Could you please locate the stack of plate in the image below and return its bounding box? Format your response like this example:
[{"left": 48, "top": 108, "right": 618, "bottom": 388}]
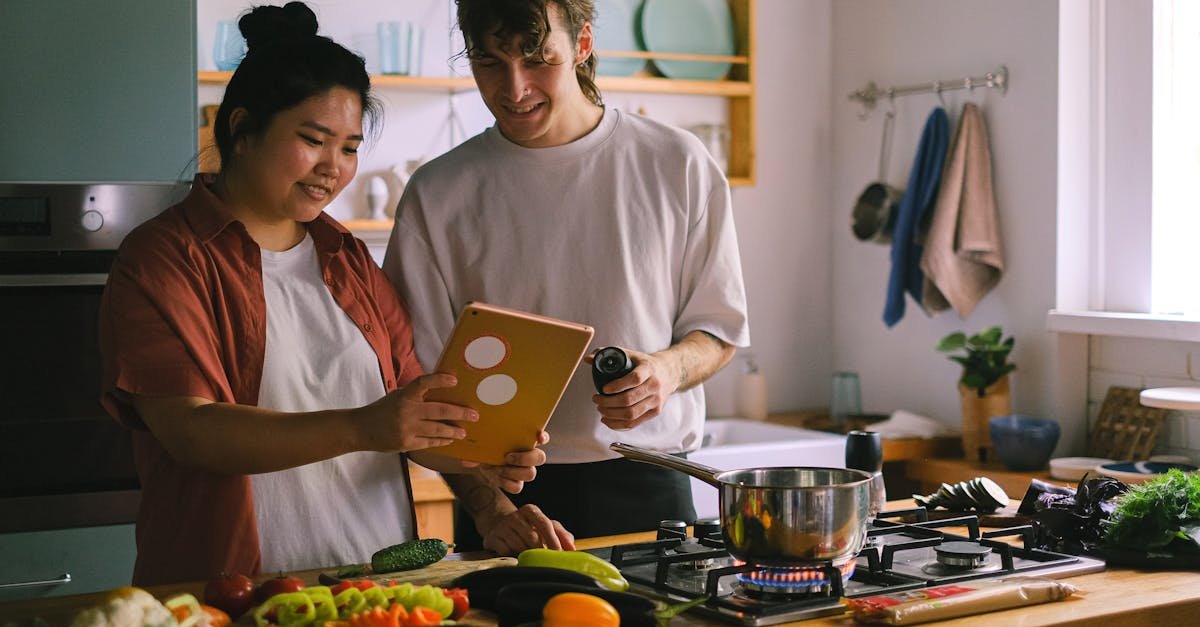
[
  {"left": 913, "top": 477, "right": 1010, "bottom": 513},
  {"left": 641, "top": 0, "right": 735, "bottom": 80},
  {"left": 1048, "top": 457, "right": 1115, "bottom": 481},
  {"left": 592, "top": 0, "right": 736, "bottom": 80},
  {"left": 593, "top": 0, "right": 644, "bottom": 77}
]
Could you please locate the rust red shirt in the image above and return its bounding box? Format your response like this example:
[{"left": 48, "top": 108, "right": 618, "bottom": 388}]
[{"left": 99, "top": 174, "right": 423, "bottom": 585}]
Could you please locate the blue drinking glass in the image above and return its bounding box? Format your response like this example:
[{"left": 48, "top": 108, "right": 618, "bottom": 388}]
[{"left": 214, "top": 20, "right": 246, "bottom": 71}]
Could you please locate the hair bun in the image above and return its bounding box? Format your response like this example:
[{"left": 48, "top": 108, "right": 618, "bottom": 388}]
[{"left": 239, "top": 1, "right": 319, "bottom": 51}]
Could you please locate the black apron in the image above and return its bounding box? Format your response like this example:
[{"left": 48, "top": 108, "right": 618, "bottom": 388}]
[{"left": 453, "top": 454, "right": 697, "bottom": 551}]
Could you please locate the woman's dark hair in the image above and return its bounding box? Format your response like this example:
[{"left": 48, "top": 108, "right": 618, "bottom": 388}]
[
  {"left": 456, "top": 0, "right": 600, "bottom": 106},
  {"left": 212, "top": 1, "right": 380, "bottom": 168}
]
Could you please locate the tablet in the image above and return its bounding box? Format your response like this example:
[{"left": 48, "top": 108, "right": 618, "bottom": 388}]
[{"left": 425, "top": 302, "right": 594, "bottom": 465}]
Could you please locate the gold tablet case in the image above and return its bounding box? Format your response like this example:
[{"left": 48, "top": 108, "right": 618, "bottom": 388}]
[{"left": 425, "top": 302, "right": 594, "bottom": 465}]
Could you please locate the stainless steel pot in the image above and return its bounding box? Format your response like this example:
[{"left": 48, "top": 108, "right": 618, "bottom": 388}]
[{"left": 611, "top": 443, "right": 872, "bottom": 567}]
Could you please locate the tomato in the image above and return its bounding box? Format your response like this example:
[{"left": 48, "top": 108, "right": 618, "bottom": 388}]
[
  {"left": 443, "top": 588, "right": 469, "bottom": 620},
  {"left": 255, "top": 573, "right": 306, "bottom": 603},
  {"left": 203, "top": 572, "right": 256, "bottom": 619},
  {"left": 403, "top": 606, "right": 441, "bottom": 627},
  {"left": 331, "top": 581, "right": 355, "bottom": 595}
]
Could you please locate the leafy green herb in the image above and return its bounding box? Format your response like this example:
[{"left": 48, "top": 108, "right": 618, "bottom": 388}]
[
  {"left": 935, "top": 326, "right": 1016, "bottom": 397},
  {"left": 1103, "top": 469, "right": 1200, "bottom": 552}
]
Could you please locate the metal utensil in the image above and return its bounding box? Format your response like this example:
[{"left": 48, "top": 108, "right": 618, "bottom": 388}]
[
  {"left": 852, "top": 105, "right": 902, "bottom": 242},
  {"left": 610, "top": 443, "right": 872, "bottom": 567}
]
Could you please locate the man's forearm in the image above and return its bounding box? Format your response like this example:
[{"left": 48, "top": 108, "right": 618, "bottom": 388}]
[
  {"left": 664, "top": 330, "right": 736, "bottom": 391},
  {"left": 441, "top": 470, "right": 517, "bottom": 523}
]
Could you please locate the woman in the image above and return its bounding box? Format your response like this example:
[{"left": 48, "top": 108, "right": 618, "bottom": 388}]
[{"left": 99, "top": 2, "right": 544, "bottom": 585}]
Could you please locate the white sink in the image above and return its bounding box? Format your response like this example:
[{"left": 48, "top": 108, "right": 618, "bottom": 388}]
[{"left": 687, "top": 418, "right": 847, "bottom": 520}]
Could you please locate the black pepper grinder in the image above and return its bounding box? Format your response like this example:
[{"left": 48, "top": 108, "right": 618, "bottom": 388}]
[{"left": 845, "top": 430, "right": 885, "bottom": 519}]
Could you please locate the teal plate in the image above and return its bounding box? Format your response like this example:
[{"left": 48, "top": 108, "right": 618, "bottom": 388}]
[
  {"left": 594, "top": 0, "right": 644, "bottom": 77},
  {"left": 640, "top": 0, "right": 734, "bottom": 80}
]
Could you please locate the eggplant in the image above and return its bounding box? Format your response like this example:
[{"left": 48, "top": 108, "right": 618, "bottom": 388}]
[
  {"left": 448, "top": 566, "right": 602, "bottom": 611},
  {"left": 494, "top": 582, "right": 659, "bottom": 627}
]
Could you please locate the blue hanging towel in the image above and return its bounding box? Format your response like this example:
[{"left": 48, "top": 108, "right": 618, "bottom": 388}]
[{"left": 883, "top": 107, "right": 949, "bottom": 327}]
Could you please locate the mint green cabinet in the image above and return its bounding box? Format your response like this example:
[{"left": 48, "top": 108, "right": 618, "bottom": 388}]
[{"left": 0, "top": 524, "right": 135, "bottom": 602}]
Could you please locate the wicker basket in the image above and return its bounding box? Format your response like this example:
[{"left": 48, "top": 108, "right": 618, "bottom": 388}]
[{"left": 1088, "top": 386, "right": 1168, "bottom": 460}]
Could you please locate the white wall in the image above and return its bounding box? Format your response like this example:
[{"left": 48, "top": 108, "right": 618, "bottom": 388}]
[
  {"left": 704, "top": 0, "right": 835, "bottom": 415},
  {"left": 828, "top": 2, "right": 1078, "bottom": 450}
]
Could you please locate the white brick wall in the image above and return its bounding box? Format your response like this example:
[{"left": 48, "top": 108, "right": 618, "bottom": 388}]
[{"left": 1090, "top": 336, "right": 1200, "bottom": 462}]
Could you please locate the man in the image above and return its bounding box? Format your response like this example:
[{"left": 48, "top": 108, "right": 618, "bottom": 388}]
[{"left": 382, "top": 0, "right": 749, "bottom": 553}]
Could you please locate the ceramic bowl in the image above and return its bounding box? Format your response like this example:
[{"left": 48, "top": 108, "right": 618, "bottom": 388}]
[
  {"left": 989, "top": 415, "right": 1060, "bottom": 471},
  {"left": 1095, "top": 460, "right": 1198, "bottom": 484}
]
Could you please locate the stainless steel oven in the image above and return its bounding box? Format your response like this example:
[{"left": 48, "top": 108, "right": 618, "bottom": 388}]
[{"left": 0, "top": 182, "right": 188, "bottom": 534}]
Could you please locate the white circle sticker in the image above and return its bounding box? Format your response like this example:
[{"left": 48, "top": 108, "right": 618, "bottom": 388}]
[
  {"left": 464, "top": 335, "right": 507, "bottom": 369},
  {"left": 476, "top": 374, "right": 517, "bottom": 406}
]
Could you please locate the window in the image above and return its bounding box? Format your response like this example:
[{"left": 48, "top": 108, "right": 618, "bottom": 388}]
[
  {"left": 1152, "top": 0, "right": 1200, "bottom": 316},
  {"left": 1050, "top": 0, "right": 1200, "bottom": 341}
]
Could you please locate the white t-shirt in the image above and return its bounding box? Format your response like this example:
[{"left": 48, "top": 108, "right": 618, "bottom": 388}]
[
  {"left": 383, "top": 108, "right": 750, "bottom": 463},
  {"left": 253, "top": 233, "right": 413, "bottom": 572}
]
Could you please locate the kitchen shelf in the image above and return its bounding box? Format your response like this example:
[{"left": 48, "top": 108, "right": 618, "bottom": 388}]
[
  {"left": 198, "top": 69, "right": 753, "bottom": 97},
  {"left": 341, "top": 219, "right": 394, "bottom": 232},
  {"left": 196, "top": 0, "right": 756, "bottom": 186}
]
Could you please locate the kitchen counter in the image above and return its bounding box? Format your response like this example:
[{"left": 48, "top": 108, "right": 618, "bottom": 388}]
[
  {"left": 3, "top": 500, "right": 1198, "bottom": 626},
  {"left": 902, "top": 457, "right": 1067, "bottom": 499}
]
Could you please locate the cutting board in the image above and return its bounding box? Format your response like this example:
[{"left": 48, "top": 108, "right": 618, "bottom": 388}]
[{"left": 320, "top": 556, "right": 517, "bottom": 588}]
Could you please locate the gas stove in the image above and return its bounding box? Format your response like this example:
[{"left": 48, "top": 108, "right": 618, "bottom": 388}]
[{"left": 586, "top": 508, "right": 1105, "bottom": 626}]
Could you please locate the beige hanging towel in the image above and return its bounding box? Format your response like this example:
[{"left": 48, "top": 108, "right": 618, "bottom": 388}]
[{"left": 920, "top": 102, "right": 1004, "bottom": 317}]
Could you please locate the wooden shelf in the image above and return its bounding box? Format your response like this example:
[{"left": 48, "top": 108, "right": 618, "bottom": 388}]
[
  {"left": 198, "top": 0, "right": 755, "bottom": 184},
  {"left": 199, "top": 70, "right": 751, "bottom": 97},
  {"left": 341, "top": 219, "right": 394, "bottom": 232}
]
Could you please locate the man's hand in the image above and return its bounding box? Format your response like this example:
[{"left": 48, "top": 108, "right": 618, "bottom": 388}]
[
  {"left": 465, "top": 430, "right": 550, "bottom": 494},
  {"left": 590, "top": 332, "right": 735, "bottom": 431},
  {"left": 590, "top": 347, "right": 680, "bottom": 430},
  {"left": 477, "top": 503, "right": 576, "bottom": 555}
]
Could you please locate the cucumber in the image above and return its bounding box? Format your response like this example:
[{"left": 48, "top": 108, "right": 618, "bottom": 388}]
[
  {"left": 370, "top": 538, "right": 451, "bottom": 573},
  {"left": 448, "top": 566, "right": 603, "bottom": 611},
  {"left": 494, "top": 582, "right": 659, "bottom": 627}
]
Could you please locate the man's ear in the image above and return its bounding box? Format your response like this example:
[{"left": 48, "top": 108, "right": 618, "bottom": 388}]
[{"left": 575, "top": 21, "right": 595, "bottom": 66}]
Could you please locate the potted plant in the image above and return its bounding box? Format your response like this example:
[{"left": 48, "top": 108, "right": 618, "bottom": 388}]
[{"left": 936, "top": 326, "right": 1016, "bottom": 463}]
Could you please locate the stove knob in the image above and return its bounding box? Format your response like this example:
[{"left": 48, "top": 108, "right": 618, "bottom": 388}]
[
  {"left": 693, "top": 518, "right": 721, "bottom": 542},
  {"left": 80, "top": 209, "right": 104, "bottom": 232},
  {"left": 657, "top": 519, "right": 687, "bottom": 541}
]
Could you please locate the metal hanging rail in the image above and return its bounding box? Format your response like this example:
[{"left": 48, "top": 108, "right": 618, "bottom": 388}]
[{"left": 848, "top": 65, "right": 1008, "bottom": 113}]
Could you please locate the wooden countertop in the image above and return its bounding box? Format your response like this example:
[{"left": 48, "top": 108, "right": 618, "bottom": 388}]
[
  {"left": 903, "top": 457, "right": 1068, "bottom": 499},
  {"left": 4, "top": 501, "right": 1199, "bottom": 626}
]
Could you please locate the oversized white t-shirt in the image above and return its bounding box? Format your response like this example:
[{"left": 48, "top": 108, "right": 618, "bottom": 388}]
[
  {"left": 383, "top": 108, "right": 750, "bottom": 463},
  {"left": 253, "top": 233, "right": 414, "bottom": 572}
]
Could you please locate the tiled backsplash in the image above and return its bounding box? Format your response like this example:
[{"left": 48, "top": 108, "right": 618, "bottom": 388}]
[{"left": 1089, "top": 335, "right": 1200, "bottom": 462}]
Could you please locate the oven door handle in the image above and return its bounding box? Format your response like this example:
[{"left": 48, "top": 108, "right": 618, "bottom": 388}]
[
  {"left": 0, "top": 573, "right": 72, "bottom": 589},
  {"left": 0, "top": 274, "right": 108, "bottom": 287}
]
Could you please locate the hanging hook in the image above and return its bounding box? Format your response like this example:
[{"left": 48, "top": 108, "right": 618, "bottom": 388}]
[
  {"left": 933, "top": 81, "right": 946, "bottom": 107},
  {"left": 886, "top": 89, "right": 896, "bottom": 116}
]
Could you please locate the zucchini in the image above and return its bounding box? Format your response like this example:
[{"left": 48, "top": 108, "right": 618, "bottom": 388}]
[
  {"left": 448, "top": 566, "right": 602, "bottom": 611},
  {"left": 494, "top": 582, "right": 659, "bottom": 627},
  {"left": 369, "top": 538, "right": 450, "bottom": 573}
]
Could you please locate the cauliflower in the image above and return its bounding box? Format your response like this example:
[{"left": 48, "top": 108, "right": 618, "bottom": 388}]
[{"left": 69, "top": 587, "right": 176, "bottom": 627}]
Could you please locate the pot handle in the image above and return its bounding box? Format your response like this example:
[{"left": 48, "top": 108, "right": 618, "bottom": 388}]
[{"left": 609, "top": 442, "right": 724, "bottom": 488}]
